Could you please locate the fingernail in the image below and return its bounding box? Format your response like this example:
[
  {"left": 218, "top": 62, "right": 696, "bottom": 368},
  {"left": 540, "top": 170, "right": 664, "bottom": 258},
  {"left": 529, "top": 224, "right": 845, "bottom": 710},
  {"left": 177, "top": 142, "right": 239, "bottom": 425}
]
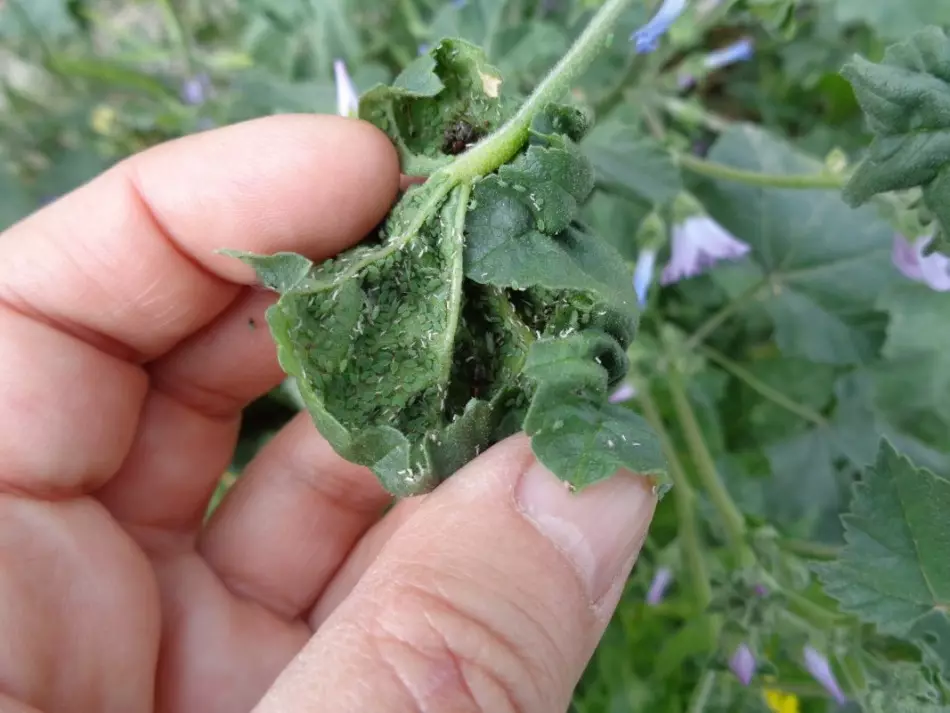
[{"left": 515, "top": 460, "right": 656, "bottom": 603}]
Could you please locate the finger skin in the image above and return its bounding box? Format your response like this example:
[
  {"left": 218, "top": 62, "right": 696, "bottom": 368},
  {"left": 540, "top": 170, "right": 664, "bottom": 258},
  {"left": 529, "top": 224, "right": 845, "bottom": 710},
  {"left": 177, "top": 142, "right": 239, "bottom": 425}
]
[
  {"left": 97, "top": 289, "right": 280, "bottom": 537},
  {"left": 199, "top": 412, "right": 392, "bottom": 618},
  {"left": 0, "top": 114, "right": 400, "bottom": 360},
  {"left": 0, "top": 114, "right": 399, "bottom": 500},
  {"left": 0, "top": 495, "right": 161, "bottom": 712},
  {"left": 255, "top": 437, "right": 656, "bottom": 713},
  {"left": 0, "top": 115, "right": 403, "bottom": 713}
]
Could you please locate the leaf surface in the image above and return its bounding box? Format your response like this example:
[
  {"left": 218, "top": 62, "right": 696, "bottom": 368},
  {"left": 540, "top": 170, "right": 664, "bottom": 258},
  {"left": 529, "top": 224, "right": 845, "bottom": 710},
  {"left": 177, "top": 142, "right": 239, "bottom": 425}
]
[
  {"left": 841, "top": 28, "right": 950, "bottom": 253},
  {"left": 229, "top": 69, "right": 667, "bottom": 496},
  {"left": 691, "top": 125, "right": 900, "bottom": 364},
  {"left": 817, "top": 441, "right": 950, "bottom": 636}
]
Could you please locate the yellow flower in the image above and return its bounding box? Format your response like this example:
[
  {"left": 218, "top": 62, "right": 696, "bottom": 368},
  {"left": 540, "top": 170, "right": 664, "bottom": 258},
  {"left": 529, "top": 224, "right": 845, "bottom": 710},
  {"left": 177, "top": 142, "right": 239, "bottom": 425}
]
[
  {"left": 90, "top": 105, "right": 117, "bottom": 136},
  {"left": 764, "top": 689, "right": 800, "bottom": 713}
]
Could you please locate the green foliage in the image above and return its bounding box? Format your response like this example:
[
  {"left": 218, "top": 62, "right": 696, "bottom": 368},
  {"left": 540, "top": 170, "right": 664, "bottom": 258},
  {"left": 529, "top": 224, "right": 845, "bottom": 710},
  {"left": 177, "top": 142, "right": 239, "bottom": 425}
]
[
  {"left": 834, "top": 0, "right": 950, "bottom": 42},
  {"left": 874, "top": 284, "right": 950, "bottom": 441},
  {"left": 841, "top": 27, "right": 950, "bottom": 253},
  {"left": 6, "top": 1, "right": 950, "bottom": 711},
  {"left": 817, "top": 442, "right": 950, "bottom": 640},
  {"left": 359, "top": 38, "right": 510, "bottom": 175},
  {"left": 692, "top": 125, "right": 899, "bottom": 365},
  {"left": 232, "top": 40, "right": 666, "bottom": 497}
]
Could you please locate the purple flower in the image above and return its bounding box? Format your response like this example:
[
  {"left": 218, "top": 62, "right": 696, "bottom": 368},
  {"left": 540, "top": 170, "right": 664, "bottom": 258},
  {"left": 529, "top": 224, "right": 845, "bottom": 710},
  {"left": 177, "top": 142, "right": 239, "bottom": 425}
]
[
  {"left": 892, "top": 234, "right": 950, "bottom": 291},
  {"left": 661, "top": 216, "right": 751, "bottom": 285},
  {"left": 702, "top": 38, "right": 755, "bottom": 71},
  {"left": 609, "top": 382, "right": 638, "bottom": 404},
  {"left": 753, "top": 583, "right": 769, "bottom": 597},
  {"left": 633, "top": 247, "right": 657, "bottom": 306},
  {"left": 679, "top": 37, "right": 755, "bottom": 90},
  {"left": 803, "top": 646, "right": 847, "bottom": 705},
  {"left": 333, "top": 59, "right": 360, "bottom": 118},
  {"left": 729, "top": 643, "right": 756, "bottom": 686},
  {"left": 180, "top": 73, "right": 212, "bottom": 106},
  {"left": 631, "top": 0, "right": 687, "bottom": 54},
  {"left": 646, "top": 567, "right": 673, "bottom": 605}
]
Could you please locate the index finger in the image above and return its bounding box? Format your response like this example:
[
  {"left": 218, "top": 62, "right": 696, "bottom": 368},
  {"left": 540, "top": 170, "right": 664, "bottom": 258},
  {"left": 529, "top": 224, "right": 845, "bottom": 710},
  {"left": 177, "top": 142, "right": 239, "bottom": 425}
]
[
  {"left": 0, "top": 114, "right": 399, "bottom": 361},
  {"left": 0, "top": 115, "right": 399, "bottom": 496}
]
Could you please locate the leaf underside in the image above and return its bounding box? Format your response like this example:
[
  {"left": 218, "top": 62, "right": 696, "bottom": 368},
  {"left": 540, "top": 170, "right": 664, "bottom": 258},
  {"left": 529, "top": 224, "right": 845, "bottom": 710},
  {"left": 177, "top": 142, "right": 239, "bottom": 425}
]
[{"left": 227, "top": 38, "right": 667, "bottom": 497}]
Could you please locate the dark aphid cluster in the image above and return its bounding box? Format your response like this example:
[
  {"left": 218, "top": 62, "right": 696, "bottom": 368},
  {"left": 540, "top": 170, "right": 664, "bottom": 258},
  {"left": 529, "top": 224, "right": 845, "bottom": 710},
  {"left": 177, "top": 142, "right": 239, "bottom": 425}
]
[{"left": 442, "top": 120, "right": 486, "bottom": 155}]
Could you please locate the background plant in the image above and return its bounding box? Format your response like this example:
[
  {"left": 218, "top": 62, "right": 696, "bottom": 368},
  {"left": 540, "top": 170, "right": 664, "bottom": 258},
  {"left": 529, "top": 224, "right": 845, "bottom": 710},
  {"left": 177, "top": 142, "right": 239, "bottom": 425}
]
[{"left": 2, "top": 0, "right": 949, "bottom": 711}]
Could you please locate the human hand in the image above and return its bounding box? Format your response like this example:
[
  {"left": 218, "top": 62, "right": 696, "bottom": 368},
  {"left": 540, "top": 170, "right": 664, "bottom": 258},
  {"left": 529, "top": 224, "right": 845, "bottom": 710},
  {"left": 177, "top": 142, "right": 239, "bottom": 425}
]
[{"left": 0, "top": 116, "right": 656, "bottom": 713}]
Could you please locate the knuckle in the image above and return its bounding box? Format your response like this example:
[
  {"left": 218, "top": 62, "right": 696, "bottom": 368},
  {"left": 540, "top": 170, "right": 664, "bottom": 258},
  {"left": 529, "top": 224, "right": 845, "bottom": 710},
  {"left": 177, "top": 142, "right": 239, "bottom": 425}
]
[{"left": 366, "top": 574, "right": 566, "bottom": 713}]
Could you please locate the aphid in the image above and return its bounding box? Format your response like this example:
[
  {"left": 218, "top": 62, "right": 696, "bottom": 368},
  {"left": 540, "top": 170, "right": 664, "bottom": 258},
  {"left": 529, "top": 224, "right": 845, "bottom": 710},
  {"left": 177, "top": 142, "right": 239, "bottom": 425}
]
[{"left": 442, "top": 119, "right": 486, "bottom": 155}]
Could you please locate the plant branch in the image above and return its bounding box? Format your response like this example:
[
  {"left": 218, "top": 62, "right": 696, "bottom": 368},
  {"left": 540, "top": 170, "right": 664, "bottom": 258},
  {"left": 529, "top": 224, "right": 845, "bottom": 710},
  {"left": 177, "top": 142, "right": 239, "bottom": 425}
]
[
  {"left": 657, "top": 95, "right": 733, "bottom": 133},
  {"left": 446, "top": 0, "right": 638, "bottom": 182},
  {"left": 638, "top": 384, "right": 712, "bottom": 612},
  {"left": 665, "top": 363, "right": 747, "bottom": 553},
  {"left": 699, "top": 345, "right": 828, "bottom": 427},
  {"left": 682, "top": 278, "right": 768, "bottom": 352},
  {"left": 678, "top": 153, "right": 848, "bottom": 190},
  {"left": 686, "top": 670, "right": 716, "bottom": 713}
]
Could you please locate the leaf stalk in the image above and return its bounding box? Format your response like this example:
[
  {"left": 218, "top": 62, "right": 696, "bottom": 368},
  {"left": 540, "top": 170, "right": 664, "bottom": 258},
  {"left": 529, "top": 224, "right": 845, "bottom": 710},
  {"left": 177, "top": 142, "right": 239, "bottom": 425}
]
[
  {"left": 638, "top": 384, "right": 713, "bottom": 612},
  {"left": 443, "top": 0, "right": 639, "bottom": 183},
  {"left": 665, "top": 361, "right": 748, "bottom": 555},
  {"left": 678, "top": 153, "right": 848, "bottom": 190}
]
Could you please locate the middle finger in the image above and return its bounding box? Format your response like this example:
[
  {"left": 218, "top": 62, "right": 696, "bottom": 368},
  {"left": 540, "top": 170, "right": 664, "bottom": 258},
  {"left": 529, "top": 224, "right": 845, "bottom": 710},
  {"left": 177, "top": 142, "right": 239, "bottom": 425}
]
[{"left": 198, "top": 412, "right": 392, "bottom": 619}]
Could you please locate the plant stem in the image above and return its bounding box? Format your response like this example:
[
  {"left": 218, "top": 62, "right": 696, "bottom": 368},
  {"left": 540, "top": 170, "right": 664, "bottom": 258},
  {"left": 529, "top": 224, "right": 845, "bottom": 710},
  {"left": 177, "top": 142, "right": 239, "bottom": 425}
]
[
  {"left": 699, "top": 345, "right": 828, "bottom": 427},
  {"left": 594, "top": 52, "right": 645, "bottom": 117},
  {"left": 446, "top": 0, "right": 638, "bottom": 182},
  {"left": 780, "top": 538, "right": 841, "bottom": 561},
  {"left": 657, "top": 95, "right": 732, "bottom": 133},
  {"left": 837, "top": 651, "right": 869, "bottom": 707},
  {"left": 638, "top": 385, "right": 713, "bottom": 611},
  {"left": 678, "top": 153, "right": 848, "bottom": 190},
  {"left": 398, "top": 0, "right": 428, "bottom": 40},
  {"left": 686, "top": 670, "right": 716, "bottom": 713},
  {"left": 158, "top": 0, "right": 197, "bottom": 75},
  {"left": 682, "top": 278, "right": 768, "bottom": 352},
  {"left": 665, "top": 363, "right": 747, "bottom": 554}
]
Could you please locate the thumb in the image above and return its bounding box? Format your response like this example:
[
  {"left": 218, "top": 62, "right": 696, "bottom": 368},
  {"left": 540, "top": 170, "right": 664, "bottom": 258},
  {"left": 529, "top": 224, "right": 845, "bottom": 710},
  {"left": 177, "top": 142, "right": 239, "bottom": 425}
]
[{"left": 254, "top": 435, "right": 657, "bottom": 713}]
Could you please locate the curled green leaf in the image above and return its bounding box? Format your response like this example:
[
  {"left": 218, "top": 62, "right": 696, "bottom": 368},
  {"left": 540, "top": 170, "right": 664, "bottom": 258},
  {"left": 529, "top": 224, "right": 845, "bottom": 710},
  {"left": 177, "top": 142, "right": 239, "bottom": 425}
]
[
  {"left": 358, "top": 38, "right": 513, "bottom": 176},
  {"left": 228, "top": 42, "right": 667, "bottom": 498},
  {"left": 842, "top": 27, "right": 950, "bottom": 254}
]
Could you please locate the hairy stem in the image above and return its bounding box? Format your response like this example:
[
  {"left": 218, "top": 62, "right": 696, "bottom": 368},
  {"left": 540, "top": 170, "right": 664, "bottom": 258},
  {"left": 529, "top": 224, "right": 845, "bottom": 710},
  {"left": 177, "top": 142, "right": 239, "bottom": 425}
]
[
  {"left": 665, "top": 363, "right": 747, "bottom": 554},
  {"left": 699, "top": 345, "right": 828, "bottom": 427},
  {"left": 445, "top": 0, "right": 638, "bottom": 182},
  {"left": 678, "top": 153, "right": 848, "bottom": 190},
  {"left": 439, "top": 184, "right": 471, "bottom": 385},
  {"left": 638, "top": 385, "right": 713, "bottom": 612}
]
